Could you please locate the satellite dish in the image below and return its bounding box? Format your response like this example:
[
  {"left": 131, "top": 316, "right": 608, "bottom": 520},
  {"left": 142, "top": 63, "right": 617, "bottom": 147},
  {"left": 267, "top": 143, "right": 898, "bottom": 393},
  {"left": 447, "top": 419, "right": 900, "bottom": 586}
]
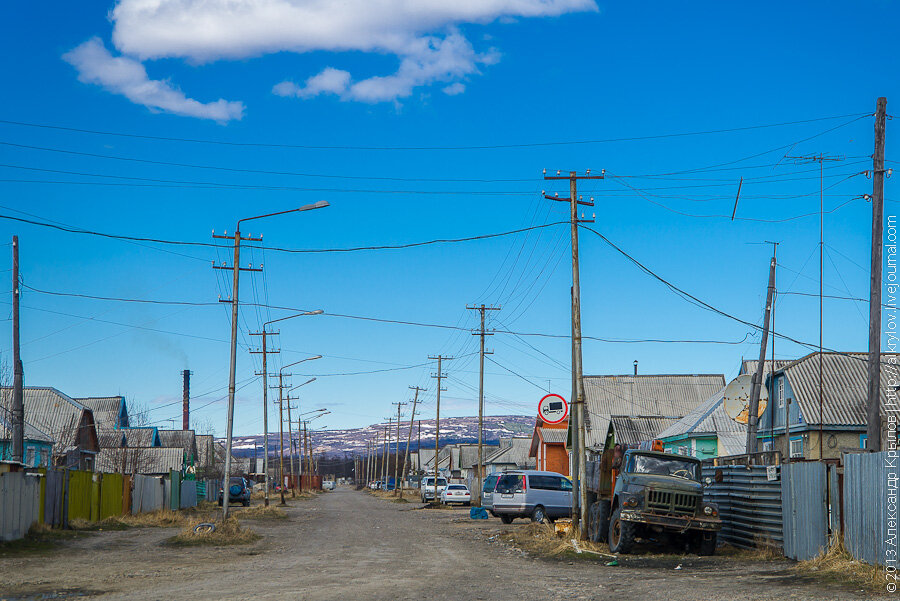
[{"left": 723, "top": 374, "right": 768, "bottom": 425}]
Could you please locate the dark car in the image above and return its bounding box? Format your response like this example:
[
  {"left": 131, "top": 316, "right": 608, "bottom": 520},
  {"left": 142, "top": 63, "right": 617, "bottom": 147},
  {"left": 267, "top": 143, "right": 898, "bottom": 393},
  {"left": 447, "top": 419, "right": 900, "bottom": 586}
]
[{"left": 219, "top": 477, "right": 252, "bottom": 507}]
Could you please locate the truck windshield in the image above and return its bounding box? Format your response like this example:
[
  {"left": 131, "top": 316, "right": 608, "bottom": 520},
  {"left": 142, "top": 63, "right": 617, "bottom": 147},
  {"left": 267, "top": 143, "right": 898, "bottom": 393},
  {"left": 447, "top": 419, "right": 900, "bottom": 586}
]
[{"left": 629, "top": 455, "right": 698, "bottom": 480}]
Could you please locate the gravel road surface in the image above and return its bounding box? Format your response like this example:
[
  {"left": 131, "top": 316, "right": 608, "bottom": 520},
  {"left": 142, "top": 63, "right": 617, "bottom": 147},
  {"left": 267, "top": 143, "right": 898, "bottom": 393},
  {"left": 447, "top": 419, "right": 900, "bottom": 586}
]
[{"left": 0, "top": 487, "right": 888, "bottom": 600}]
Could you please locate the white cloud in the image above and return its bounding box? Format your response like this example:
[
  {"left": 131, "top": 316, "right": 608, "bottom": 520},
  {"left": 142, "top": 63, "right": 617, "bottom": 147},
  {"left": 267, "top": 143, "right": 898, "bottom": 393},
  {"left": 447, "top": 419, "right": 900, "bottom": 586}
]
[
  {"left": 63, "top": 38, "right": 244, "bottom": 122},
  {"left": 443, "top": 82, "right": 466, "bottom": 96},
  {"left": 107, "top": 0, "right": 597, "bottom": 103},
  {"left": 273, "top": 67, "right": 352, "bottom": 99}
]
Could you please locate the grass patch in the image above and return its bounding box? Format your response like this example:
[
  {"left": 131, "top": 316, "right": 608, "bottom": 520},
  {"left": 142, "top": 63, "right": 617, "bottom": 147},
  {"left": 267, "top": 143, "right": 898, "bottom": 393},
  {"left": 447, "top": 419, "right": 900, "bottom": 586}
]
[
  {"left": 167, "top": 518, "right": 261, "bottom": 547},
  {"left": 505, "top": 522, "right": 614, "bottom": 559},
  {"left": 235, "top": 505, "right": 287, "bottom": 520},
  {"left": 718, "top": 541, "right": 781, "bottom": 561},
  {"left": 0, "top": 523, "right": 85, "bottom": 556},
  {"left": 794, "top": 540, "right": 887, "bottom": 593}
]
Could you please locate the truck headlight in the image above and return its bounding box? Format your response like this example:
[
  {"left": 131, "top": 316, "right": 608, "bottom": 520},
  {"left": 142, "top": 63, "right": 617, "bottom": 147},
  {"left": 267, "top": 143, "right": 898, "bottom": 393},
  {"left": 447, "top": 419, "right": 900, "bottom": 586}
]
[
  {"left": 702, "top": 503, "right": 718, "bottom": 516},
  {"left": 703, "top": 506, "right": 713, "bottom": 515}
]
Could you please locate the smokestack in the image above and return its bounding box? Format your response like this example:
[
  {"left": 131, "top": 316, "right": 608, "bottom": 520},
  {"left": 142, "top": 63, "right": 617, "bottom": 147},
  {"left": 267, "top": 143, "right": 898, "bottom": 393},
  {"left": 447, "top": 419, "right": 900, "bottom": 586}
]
[
  {"left": 633, "top": 360, "right": 638, "bottom": 376},
  {"left": 182, "top": 370, "right": 191, "bottom": 430}
]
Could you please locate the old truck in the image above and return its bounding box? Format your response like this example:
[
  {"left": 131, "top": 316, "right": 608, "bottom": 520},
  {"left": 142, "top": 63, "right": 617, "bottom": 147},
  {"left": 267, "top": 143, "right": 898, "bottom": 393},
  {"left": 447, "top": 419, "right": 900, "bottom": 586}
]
[{"left": 585, "top": 442, "right": 721, "bottom": 555}]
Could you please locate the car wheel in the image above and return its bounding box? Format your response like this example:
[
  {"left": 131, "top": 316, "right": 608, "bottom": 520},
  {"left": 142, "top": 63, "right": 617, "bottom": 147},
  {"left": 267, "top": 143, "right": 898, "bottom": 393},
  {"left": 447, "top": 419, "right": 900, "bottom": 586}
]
[
  {"left": 531, "top": 505, "right": 547, "bottom": 524},
  {"left": 608, "top": 506, "right": 636, "bottom": 554},
  {"left": 589, "top": 500, "right": 611, "bottom": 544},
  {"left": 218, "top": 499, "right": 223, "bottom": 506},
  {"left": 500, "top": 515, "right": 514, "bottom": 524},
  {"left": 243, "top": 499, "right": 250, "bottom": 507},
  {"left": 464, "top": 502, "right": 471, "bottom": 507}
]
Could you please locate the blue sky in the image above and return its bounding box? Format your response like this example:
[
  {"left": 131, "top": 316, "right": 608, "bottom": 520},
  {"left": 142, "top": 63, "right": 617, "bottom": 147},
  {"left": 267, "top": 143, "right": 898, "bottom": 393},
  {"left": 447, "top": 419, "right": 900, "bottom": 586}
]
[{"left": 0, "top": 1, "right": 895, "bottom": 437}]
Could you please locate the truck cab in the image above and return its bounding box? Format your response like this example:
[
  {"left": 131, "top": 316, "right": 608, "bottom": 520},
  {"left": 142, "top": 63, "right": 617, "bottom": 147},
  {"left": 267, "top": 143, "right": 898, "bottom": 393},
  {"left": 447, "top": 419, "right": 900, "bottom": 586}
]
[{"left": 587, "top": 445, "right": 721, "bottom": 555}]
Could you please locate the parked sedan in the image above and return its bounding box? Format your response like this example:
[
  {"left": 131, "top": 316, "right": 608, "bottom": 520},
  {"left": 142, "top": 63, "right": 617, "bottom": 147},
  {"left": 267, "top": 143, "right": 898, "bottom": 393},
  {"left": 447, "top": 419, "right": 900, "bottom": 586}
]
[{"left": 441, "top": 484, "right": 471, "bottom": 506}]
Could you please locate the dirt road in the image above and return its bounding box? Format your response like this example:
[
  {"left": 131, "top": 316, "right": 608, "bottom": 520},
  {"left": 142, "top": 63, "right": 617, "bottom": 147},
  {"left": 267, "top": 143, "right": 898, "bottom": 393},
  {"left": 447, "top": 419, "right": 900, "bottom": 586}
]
[{"left": 0, "top": 488, "right": 886, "bottom": 600}]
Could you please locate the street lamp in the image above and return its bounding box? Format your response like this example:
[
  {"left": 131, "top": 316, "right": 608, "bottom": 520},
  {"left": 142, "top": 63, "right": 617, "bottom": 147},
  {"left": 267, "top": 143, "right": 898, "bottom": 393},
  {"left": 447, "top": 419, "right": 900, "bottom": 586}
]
[
  {"left": 220, "top": 201, "right": 328, "bottom": 520},
  {"left": 301, "top": 412, "right": 331, "bottom": 478},
  {"left": 276, "top": 358, "right": 320, "bottom": 504},
  {"left": 257, "top": 319, "right": 321, "bottom": 507}
]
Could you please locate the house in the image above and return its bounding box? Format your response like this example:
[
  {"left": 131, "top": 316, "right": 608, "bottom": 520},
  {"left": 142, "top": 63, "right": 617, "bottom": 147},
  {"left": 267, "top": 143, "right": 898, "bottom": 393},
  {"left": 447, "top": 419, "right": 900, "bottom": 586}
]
[
  {"left": 529, "top": 417, "right": 569, "bottom": 476},
  {"left": 655, "top": 359, "right": 795, "bottom": 460},
  {"left": 157, "top": 430, "right": 198, "bottom": 465},
  {"left": 0, "top": 403, "right": 54, "bottom": 468},
  {"left": 120, "top": 427, "right": 162, "bottom": 448},
  {"left": 605, "top": 416, "right": 679, "bottom": 448},
  {"left": 75, "top": 396, "right": 129, "bottom": 433},
  {"left": 476, "top": 436, "right": 534, "bottom": 474},
  {"left": 96, "top": 447, "right": 185, "bottom": 475},
  {"left": 757, "top": 352, "right": 900, "bottom": 460},
  {"left": 656, "top": 387, "right": 747, "bottom": 459},
  {"left": 2, "top": 387, "right": 100, "bottom": 470},
  {"left": 195, "top": 434, "right": 216, "bottom": 469},
  {"left": 582, "top": 374, "right": 726, "bottom": 457}
]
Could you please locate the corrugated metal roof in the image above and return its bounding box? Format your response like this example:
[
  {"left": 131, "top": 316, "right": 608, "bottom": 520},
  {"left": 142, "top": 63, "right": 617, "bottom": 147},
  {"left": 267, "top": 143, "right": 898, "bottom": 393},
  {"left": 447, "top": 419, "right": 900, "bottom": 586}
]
[
  {"left": 779, "top": 352, "right": 900, "bottom": 426},
  {"left": 0, "top": 403, "right": 53, "bottom": 443},
  {"left": 657, "top": 387, "right": 746, "bottom": 439},
  {"left": 540, "top": 429, "right": 568, "bottom": 444},
  {"left": 158, "top": 430, "right": 197, "bottom": 457},
  {"left": 2, "top": 387, "right": 94, "bottom": 453},
  {"left": 482, "top": 437, "right": 534, "bottom": 468},
  {"left": 717, "top": 432, "right": 747, "bottom": 456},
  {"left": 609, "top": 416, "right": 679, "bottom": 445},
  {"left": 95, "top": 447, "right": 184, "bottom": 475},
  {"left": 98, "top": 431, "right": 126, "bottom": 449},
  {"left": 75, "top": 397, "right": 125, "bottom": 432},
  {"left": 583, "top": 374, "right": 726, "bottom": 449},
  {"left": 740, "top": 359, "right": 793, "bottom": 378},
  {"left": 121, "top": 427, "right": 160, "bottom": 447}
]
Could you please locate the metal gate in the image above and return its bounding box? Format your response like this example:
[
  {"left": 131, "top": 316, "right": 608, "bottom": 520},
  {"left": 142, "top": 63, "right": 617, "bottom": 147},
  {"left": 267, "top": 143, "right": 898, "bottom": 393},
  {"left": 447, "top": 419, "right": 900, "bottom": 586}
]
[
  {"left": 701, "top": 465, "right": 783, "bottom": 549},
  {"left": 781, "top": 462, "right": 828, "bottom": 560}
]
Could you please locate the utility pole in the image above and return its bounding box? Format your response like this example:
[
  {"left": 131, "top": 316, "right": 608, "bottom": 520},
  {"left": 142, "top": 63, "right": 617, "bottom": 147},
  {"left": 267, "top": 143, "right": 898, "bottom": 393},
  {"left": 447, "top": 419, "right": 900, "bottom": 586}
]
[
  {"left": 11, "top": 236, "right": 23, "bottom": 464},
  {"left": 746, "top": 253, "right": 777, "bottom": 454},
  {"left": 786, "top": 154, "right": 842, "bottom": 458},
  {"left": 401, "top": 386, "right": 424, "bottom": 497},
  {"left": 544, "top": 169, "right": 602, "bottom": 539},
  {"left": 271, "top": 374, "right": 288, "bottom": 505},
  {"left": 382, "top": 418, "right": 391, "bottom": 485},
  {"left": 285, "top": 398, "right": 298, "bottom": 496},
  {"left": 392, "top": 402, "right": 406, "bottom": 495},
  {"left": 249, "top": 331, "right": 279, "bottom": 506},
  {"left": 467, "top": 304, "right": 500, "bottom": 507},
  {"left": 868, "top": 97, "right": 888, "bottom": 452},
  {"left": 429, "top": 355, "right": 452, "bottom": 503}
]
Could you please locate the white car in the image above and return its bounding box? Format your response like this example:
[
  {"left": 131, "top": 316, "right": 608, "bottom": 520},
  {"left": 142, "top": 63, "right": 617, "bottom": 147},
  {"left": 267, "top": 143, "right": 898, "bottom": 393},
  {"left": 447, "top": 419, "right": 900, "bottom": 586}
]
[
  {"left": 420, "top": 477, "right": 448, "bottom": 502},
  {"left": 323, "top": 480, "right": 336, "bottom": 490},
  {"left": 441, "top": 484, "right": 471, "bottom": 506}
]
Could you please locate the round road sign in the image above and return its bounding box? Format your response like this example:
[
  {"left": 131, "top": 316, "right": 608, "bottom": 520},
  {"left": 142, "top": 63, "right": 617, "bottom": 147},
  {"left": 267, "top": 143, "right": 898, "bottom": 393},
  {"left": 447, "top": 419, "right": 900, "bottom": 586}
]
[{"left": 538, "top": 393, "right": 569, "bottom": 424}]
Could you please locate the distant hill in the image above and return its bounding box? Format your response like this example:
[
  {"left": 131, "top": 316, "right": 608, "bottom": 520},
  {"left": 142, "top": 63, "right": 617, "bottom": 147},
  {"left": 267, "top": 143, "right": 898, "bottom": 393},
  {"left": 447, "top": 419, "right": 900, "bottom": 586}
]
[{"left": 224, "top": 415, "right": 535, "bottom": 458}]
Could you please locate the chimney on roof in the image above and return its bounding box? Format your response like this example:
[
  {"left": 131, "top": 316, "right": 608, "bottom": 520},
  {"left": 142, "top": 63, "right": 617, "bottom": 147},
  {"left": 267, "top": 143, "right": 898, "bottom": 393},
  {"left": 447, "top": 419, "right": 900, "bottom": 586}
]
[
  {"left": 182, "top": 370, "right": 191, "bottom": 430},
  {"left": 633, "top": 360, "right": 638, "bottom": 376}
]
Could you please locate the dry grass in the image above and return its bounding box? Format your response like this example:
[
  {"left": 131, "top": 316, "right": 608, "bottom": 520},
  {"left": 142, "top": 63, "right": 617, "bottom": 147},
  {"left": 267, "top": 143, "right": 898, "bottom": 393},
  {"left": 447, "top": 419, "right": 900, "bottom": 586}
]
[
  {"left": 371, "top": 489, "right": 420, "bottom": 502},
  {"left": 167, "top": 517, "right": 261, "bottom": 547},
  {"left": 718, "top": 539, "right": 781, "bottom": 561},
  {"left": 794, "top": 540, "right": 886, "bottom": 593},
  {"left": 235, "top": 505, "right": 287, "bottom": 520},
  {"left": 505, "top": 522, "right": 614, "bottom": 559},
  {"left": 69, "top": 510, "right": 194, "bottom": 531}
]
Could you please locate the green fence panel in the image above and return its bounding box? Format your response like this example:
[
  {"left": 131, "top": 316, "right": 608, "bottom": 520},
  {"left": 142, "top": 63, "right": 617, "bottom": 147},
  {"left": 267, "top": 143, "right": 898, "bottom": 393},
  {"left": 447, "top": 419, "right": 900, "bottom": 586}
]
[
  {"left": 67, "top": 470, "right": 93, "bottom": 522},
  {"left": 169, "top": 471, "right": 181, "bottom": 511},
  {"left": 99, "top": 473, "right": 124, "bottom": 520}
]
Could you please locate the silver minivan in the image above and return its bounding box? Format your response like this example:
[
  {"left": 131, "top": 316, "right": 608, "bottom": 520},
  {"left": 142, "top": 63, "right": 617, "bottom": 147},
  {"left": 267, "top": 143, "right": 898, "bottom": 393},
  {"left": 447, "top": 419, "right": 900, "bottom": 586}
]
[{"left": 490, "top": 470, "right": 572, "bottom": 524}]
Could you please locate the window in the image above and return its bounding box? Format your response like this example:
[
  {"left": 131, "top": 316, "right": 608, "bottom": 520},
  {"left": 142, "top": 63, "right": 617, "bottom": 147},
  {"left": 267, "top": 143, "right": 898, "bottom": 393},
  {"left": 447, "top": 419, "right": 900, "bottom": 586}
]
[
  {"left": 763, "top": 440, "right": 774, "bottom": 452},
  {"left": 529, "top": 475, "right": 560, "bottom": 490},
  {"left": 447, "top": 485, "right": 467, "bottom": 490},
  {"left": 25, "top": 448, "right": 35, "bottom": 466},
  {"left": 483, "top": 475, "right": 499, "bottom": 493},
  {"left": 860, "top": 434, "right": 868, "bottom": 449},
  {"left": 39, "top": 449, "right": 49, "bottom": 466},
  {"left": 495, "top": 474, "right": 524, "bottom": 493},
  {"left": 789, "top": 437, "right": 803, "bottom": 458},
  {"left": 559, "top": 478, "right": 573, "bottom": 492},
  {"left": 629, "top": 454, "right": 699, "bottom": 480},
  {"left": 777, "top": 378, "right": 785, "bottom": 408}
]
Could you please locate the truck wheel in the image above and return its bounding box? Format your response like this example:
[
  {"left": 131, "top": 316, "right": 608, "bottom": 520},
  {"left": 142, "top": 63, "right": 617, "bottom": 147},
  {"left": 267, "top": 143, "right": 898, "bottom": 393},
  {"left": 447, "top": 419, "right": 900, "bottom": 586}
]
[
  {"left": 697, "top": 532, "right": 717, "bottom": 556},
  {"left": 531, "top": 505, "right": 547, "bottom": 524},
  {"left": 589, "top": 500, "right": 611, "bottom": 543},
  {"left": 500, "top": 515, "right": 514, "bottom": 524},
  {"left": 608, "top": 506, "right": 636, "bottom": 554}
]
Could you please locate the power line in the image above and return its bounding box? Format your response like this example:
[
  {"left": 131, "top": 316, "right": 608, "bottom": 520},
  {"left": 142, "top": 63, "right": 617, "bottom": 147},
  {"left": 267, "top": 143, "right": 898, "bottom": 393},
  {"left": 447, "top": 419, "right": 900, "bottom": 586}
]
[{"left": 0, "top": 112, "right": 870, "bottom": 151}]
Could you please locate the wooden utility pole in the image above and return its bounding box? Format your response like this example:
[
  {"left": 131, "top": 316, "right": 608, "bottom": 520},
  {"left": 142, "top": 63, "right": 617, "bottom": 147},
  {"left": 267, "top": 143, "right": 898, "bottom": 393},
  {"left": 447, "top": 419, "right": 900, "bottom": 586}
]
[
  {"left": 747, "top": 254, "right": 777, "bottom": 454},
  {"left": 382, "top": 419, "right": 391, "bottom": 485},
  {"left": 544, "top": 169, "right": 602, "bottom": 539},
  {"left": 393, "top": 402, "right": 405, "bottom": 495},
  {"left": 868, "top": 97, "right": 888, "bottom": 452},
  {"left": 467, "top": 304, "right": 500, "bottom": 506},
  {"left": 285, "top": 399, "right": 298, "bottom": 496},
  {"left": 429, "top": 355, "right": 452, "bottom": 502},
  {"left": 11, "top": 236, "right": 23, "bottom": 464},
  {"left": 274, "top": 374, "right": 287, "bottom": 505},
  {"left": 401, "top": 387, "right": 424, "bottom": 497},
  {"left": 249, "top": 331, "right": 279, "bottom": 506}
]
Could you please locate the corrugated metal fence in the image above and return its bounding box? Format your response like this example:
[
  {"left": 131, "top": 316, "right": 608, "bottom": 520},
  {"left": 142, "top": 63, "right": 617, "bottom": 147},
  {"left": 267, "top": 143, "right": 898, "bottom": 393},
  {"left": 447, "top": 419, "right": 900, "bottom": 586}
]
[
  {"left": 781, "top": 462, "right": 828, "bottom": 560},
  {"left": 844, "top": 451, "right": 896, "bottom": 566},
  {"left": 0, "top": 472, "right": 41, "bottom": 541},
  {"left": 701, "top": 465, "right": 783, "bottom": 549}
]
